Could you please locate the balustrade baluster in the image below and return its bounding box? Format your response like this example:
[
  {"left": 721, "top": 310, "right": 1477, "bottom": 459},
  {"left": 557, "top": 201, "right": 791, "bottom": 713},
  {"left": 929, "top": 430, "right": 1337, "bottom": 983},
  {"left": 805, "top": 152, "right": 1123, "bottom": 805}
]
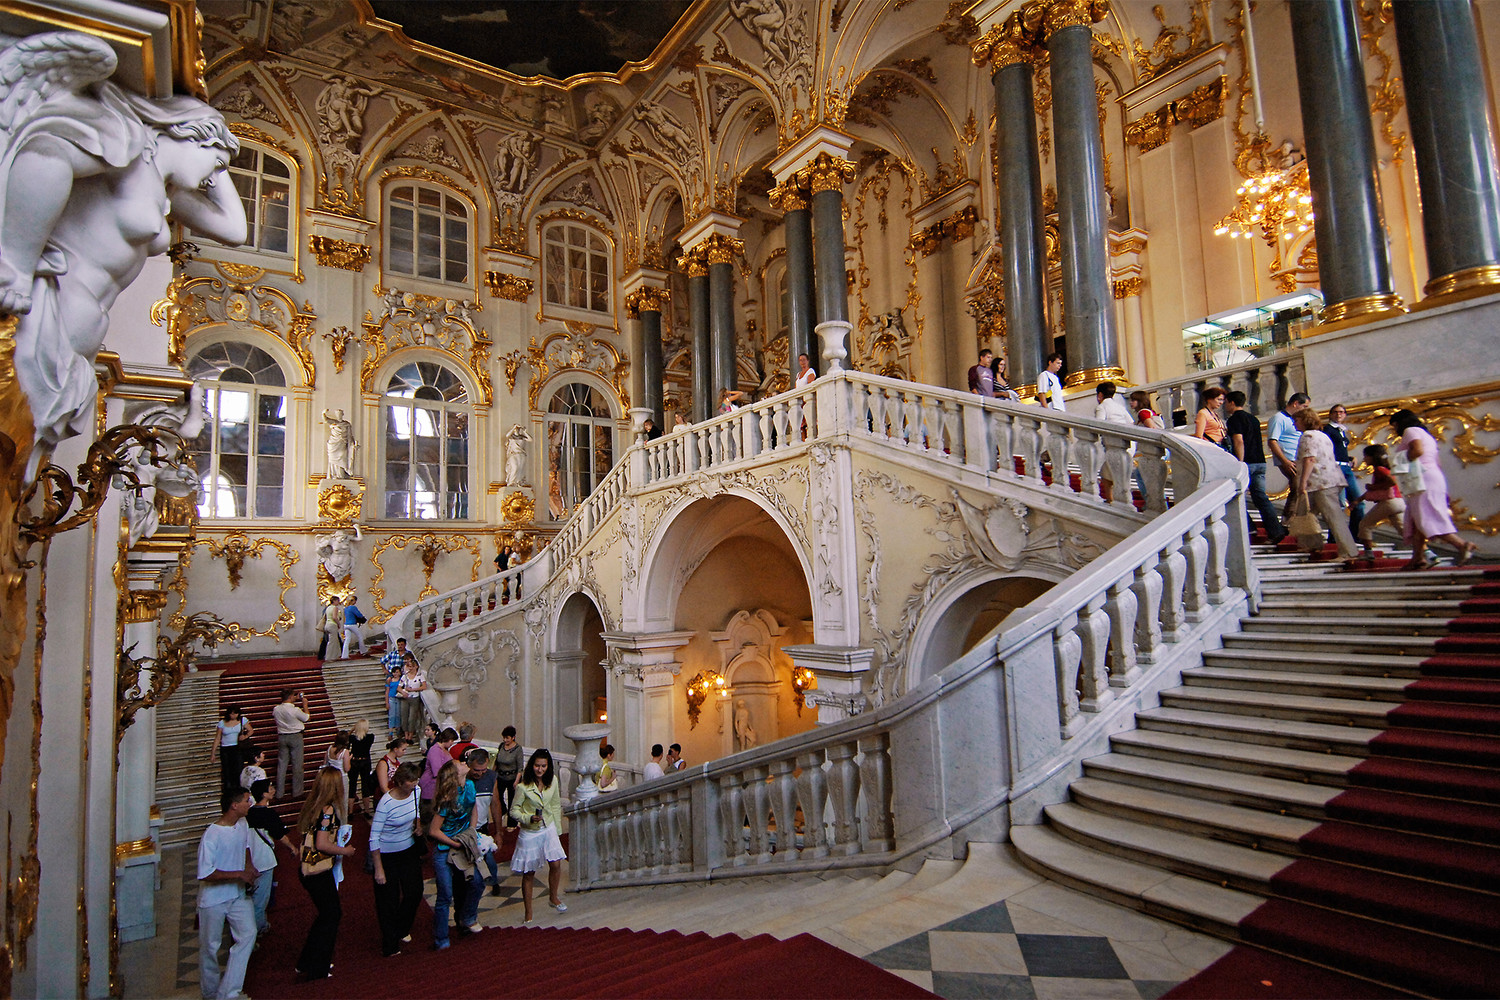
[
  {"left": 856, "top": 734, "right": 894, "bottom": 851},
  {"left": 941, "top": 398, "right": 961, "bottom": 460},
  {"left": 1076, "top": 428, "right": 1103, "bottom": 500},
  {"left": 1104, "top": 577, "right": 1140, "bottom": 686},
  {"left": 1204, "top": 507, "right": 1231, "bottom": 602},
  {"left": 1131, "top": 559, "right": 1164, "bottom": 663},
  {"left": 794, "top": 750, "right": 829, "bottom": 858},
  {"left": 1137, "top": 438, "right": 1169, "bottom": 514},
  {"left": 1053, "top": 613, "right": 1084, "bottom": 736},
  {"left": 1157, "top": 541, "right": 1188, "bottom": 642},
  {"left": 1181, "top": 522, "right": 1210, "bottom": 622},
  {"left": 744, "top": 766, "right": 772, "bottom": 863},
  {"left": 625, "top": 809, "right": 644, "bottom": 874},
  {"left": 598, "top": 810, "right": 616, "bottom": 878},
  {"left": 1076, "top": 593, "right": 1113, "bottom": 712},
  {"left": 719, "top": 773, "right": 746, "bottom": 864},
  {"left": 825, "top": 742, "right": 862, "bottom": 854},
  {"left": 647, "top": 797, "right": 666, "bottom": 873},
  {"left": 768, "top": 758, "right": 799, "bottom": 860},
  {"left": 670, "top": 787, "right": 693, "bottom": 870}
]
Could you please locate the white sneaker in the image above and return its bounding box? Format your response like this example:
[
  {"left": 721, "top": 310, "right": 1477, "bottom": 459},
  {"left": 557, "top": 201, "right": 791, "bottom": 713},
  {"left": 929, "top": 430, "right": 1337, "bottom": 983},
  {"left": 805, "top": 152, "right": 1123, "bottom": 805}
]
[{"left": 553, "top": 902, "right": 568, "bottom": 913}]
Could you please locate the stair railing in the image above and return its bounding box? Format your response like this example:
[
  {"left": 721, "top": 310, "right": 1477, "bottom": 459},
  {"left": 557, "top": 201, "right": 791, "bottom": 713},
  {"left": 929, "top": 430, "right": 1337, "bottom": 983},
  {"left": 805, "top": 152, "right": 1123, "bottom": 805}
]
[{"left": 1132, "top": 349, "right": 1306, "bottom": 426}]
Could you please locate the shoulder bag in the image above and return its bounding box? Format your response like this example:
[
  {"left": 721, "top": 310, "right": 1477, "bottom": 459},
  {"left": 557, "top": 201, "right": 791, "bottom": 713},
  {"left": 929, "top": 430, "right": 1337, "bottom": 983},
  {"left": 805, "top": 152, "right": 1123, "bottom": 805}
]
[
  {"left": 300, "top": 830, "right": 334, "bottom": 876},
  {"left": 1287, "top": 495, "right": 1323, "bottom": 553}
]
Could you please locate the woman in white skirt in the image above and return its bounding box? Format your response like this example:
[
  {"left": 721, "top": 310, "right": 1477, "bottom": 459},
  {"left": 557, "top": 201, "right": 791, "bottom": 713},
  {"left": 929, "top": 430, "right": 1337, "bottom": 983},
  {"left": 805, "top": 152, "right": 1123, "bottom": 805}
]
[{"left": 509, "top": 748, "right": 567, "bottom": 922}]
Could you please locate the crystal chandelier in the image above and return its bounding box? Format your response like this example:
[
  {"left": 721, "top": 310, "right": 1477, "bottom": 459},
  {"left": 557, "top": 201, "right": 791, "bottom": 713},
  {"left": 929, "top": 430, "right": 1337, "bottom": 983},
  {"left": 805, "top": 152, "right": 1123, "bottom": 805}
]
[{"left": 1214, "top": 157, "right": 1314, "bottom": 245}]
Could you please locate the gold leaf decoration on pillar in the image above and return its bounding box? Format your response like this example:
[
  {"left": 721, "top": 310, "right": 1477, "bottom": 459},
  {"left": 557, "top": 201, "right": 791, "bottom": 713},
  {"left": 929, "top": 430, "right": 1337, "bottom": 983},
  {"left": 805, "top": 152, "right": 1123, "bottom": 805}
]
[
  {"left": 502, "top": 491, "right": 536, "bottom": 526},
  {"left": 318, "top": 483, "right": 363, "bottom": 525}
]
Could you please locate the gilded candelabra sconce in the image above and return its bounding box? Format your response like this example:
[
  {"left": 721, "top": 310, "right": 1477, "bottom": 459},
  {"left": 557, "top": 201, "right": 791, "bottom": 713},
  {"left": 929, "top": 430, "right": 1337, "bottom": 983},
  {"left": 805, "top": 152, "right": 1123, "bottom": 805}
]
[
  {"left": 118, "top": 611, "right": 232, "bottom": 737},
  {"left": 686, "top": 669, "right": 727, "bottom": 729},
  {"left": 791, "top": 665, "right": 818, "bottom": 716},
  {"left": 323, "top": 325, "right": 358, "bottom": 374}
]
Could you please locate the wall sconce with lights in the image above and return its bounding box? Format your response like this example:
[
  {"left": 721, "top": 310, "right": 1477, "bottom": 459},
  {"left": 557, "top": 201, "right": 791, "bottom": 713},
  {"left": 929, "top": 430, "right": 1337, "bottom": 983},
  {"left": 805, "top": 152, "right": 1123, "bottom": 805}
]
[
  {"left": 791, "top": 666, "right": 817, "bottom": 715},
  {"left": 685, "top": 669, "right": 727, "bottom": 729}
]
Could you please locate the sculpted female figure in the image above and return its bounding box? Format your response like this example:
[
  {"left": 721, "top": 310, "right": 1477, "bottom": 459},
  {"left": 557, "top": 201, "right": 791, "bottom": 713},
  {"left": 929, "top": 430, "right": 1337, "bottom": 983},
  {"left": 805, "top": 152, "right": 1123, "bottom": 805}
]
[{"left": 0, "top": 31, "right": 247, "bottom": 473}]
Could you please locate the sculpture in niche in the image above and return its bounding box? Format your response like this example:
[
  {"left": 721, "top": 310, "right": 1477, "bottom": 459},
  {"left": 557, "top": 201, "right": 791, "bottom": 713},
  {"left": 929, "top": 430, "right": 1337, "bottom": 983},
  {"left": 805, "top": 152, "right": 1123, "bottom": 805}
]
[
  {"left": 733, "top": 698, "right": 757, "bottom": 751},
  {"left": 503, "top": 422, "right": 531, "bottom": 486},
  {"left": 322, "top": 407, "right": 358, "bottom": 479},
  {"left": 0, "top": 31, "right": 248, "bottom": 476},
  {"left": 316, "top": 525, "right": 362, "bottom": 583},
  {"left": 120, "top": 385, "right": 207, "bottom": 547},
  {"left": 493, "top": 131, "right": 539, "bottom": 194},
  {"left": 579, "top": 91, "right": 619, "bottom": 142}
]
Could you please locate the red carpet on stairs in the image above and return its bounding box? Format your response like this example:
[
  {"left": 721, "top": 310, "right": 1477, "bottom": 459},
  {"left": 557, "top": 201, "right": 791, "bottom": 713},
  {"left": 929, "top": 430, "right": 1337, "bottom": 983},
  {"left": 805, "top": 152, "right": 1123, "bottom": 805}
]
[
  {"left": 1170, "top": 565, "right": 1500, "bottom": 998},
  {"left": 242, "top": 826, "right": 935, "bottom": 1000}
]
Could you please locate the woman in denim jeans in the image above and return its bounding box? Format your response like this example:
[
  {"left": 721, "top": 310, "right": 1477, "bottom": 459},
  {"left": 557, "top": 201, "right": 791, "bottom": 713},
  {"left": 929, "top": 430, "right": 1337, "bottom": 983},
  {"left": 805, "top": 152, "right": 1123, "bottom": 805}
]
[{"left": 426, "top": 758, "right": 484, "bottom": 949}]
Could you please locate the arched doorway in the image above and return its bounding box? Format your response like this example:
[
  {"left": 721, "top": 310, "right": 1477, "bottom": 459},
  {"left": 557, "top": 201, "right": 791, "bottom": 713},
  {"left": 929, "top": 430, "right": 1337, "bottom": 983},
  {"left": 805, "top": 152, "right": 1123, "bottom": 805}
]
[
  {"left": 553, "top": 592, "right": 608, "bottom": 739},
  {"left": 910, "top": 575, "right": 1057, "bottom": 685}
]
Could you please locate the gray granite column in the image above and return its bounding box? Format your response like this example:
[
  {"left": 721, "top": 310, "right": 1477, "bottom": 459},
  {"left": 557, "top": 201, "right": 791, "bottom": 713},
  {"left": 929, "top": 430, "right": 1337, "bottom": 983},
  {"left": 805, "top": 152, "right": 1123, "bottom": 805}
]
[
  {"left": 988, "top": 20, "right": 1050, "bottom": 392},
  {"left": 779, "top": 183, "right": 817, "bottom": 382},
  {"left": 1393, "top": 0, "right": 1500, "bottom": 299},
  {"left": 686, "top": 252, "right": 711, "bottom": 421},
  {"left": 1290, "top": 0, "right": 1403, "bottom": 322},
  {"left": 626, "top": 288, "right": 667, "bottom": 426},
  {"left": 805, "top": 153, "right": 856, "bottom": 371},
  {"left": 1045, "top": 1, "right": 1120, "bottom": 383},
  {"left": 709, "top": 252, "right": 737, "bottom": 403}
]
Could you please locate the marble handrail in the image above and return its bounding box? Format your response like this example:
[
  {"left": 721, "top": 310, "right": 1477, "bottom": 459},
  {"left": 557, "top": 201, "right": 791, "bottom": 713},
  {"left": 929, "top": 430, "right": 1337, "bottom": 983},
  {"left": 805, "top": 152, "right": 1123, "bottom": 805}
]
[{"left": 1131, "top": 350, "right": 1307, "bottom": 425}]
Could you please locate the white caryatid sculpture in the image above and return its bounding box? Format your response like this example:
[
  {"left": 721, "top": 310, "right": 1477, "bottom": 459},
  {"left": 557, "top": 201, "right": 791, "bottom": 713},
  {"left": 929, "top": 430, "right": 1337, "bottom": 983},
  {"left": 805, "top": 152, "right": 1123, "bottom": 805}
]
[
  {"left": 315, "top": 525, "right": 362, "bottom": 582},
  {"left": 0, "top": 30, "right": 248, "bottom": 479},
  {"left": 503, "top": 422, "right": 531, "bottom": 486},
  {"left": 323, "top": 407, "right": 358, "bottom": 479}
]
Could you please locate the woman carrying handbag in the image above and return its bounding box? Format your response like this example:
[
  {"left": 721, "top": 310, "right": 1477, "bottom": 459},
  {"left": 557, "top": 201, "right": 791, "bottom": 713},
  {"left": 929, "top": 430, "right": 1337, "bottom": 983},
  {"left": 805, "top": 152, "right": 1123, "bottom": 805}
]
[{"left": 1291, "top": 408, "right": 1359, "bottom": 562}]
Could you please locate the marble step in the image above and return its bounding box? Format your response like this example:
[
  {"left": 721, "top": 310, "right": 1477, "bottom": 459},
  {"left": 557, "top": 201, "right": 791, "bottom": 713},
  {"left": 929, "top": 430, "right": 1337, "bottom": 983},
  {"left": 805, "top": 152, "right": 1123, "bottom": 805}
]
[
  {"left": 1009, "top": 824, "right": 1262, "bottom": 938},
  {"left": 1080, "top": 753, "right": 1340, "bottom": 821},
  {"left": 1068, "top": 776, "right": 1319, "bottom": 853},
  {"left": 1219, "top": 631, "right": 1439, "bottom": 658},
  {"left": 1204, "top": 647, "right": 1427, "bottom": 678},
  {"left": 1182, "top": 665, "right": 1414, "bottom": 702},
  {"left": 1044, "top": 801, "right": 1287, "bottom": 891},
  {"left": 1135, "top": 706, "right": 1381, "bottom": 757},
  {"left": 1258, "top": 581, "right": 1478, "bottom": 598},
  {"left": 1237, "top": 616, "right": 1451, "bottom": 638},
  {"left": 1254, "top": 598, "right": 1465, "bottom": 619},
  {"left": 1160, "top": 684, "right": 1394, "bottom": 727},
  {"left": 1109, "top": 729, "right": 1361, "bottom": 785}
]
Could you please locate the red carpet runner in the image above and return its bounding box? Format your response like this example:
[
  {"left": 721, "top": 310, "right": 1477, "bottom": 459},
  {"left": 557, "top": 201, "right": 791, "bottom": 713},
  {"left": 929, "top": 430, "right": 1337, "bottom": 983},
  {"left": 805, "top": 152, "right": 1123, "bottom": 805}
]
[
  {"left": 242, "top": 826, "right": 934, "bottom": 999},
  {"left": 1169, "top": 566, "right": 1500, "bottom": 999}
]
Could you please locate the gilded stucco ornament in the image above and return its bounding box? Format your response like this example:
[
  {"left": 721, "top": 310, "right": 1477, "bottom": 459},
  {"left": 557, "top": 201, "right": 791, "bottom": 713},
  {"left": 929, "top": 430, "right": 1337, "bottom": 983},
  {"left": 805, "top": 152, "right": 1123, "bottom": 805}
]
[
  {"left": 118, "top": 612, "right": 232, "bottom": 736},
  {"left": 369, "top": 533, "right": 483, "bottom": 621},
  {"left": 0, "top": 31, "right": 248, "bottom": 479},
  {"left": 360, "top": 285, "right": 490, "bottom": 404},
  {"left": 154, "top": 272, "right": 318, "bottom": 386},
  {"left": 623, "top": 286, "right": 670, "bottom": 318},
  {"left": 309, "top": 235, "right": 370, "bottom": 271},
  {"left": 501, "top": 491, "right": 536, "bottom": 527},
  {"left": 323, "top": 325, "right": 357, "bottom": 373},
  {"left": 486, "top": 272, "right": 534, "bottom": 302},
  {"left": 504, "top": 327, "right": 631, "bottom": 413},
  {"left": 318, "top": 482, "right": 363, "bottom": 526}
]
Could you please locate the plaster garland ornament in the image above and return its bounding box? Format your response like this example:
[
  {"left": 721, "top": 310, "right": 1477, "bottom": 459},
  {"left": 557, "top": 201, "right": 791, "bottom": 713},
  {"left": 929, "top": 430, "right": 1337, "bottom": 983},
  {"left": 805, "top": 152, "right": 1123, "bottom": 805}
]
[{"left": 0, "top": 30, "right": 249, "bottom": 479}]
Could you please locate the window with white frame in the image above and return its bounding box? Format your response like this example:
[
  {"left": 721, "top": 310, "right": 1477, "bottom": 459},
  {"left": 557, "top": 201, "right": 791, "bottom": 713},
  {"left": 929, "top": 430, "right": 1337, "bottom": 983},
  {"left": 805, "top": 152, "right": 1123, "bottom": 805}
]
[
  {"left": 387, "top": 184, "right": 470, "bottom": 284},
  {"left": 542, "top": 222, "right": 610, "bottom": 313},
  {"left": 544, "top": 382, "right": 613, "bottom": 519},
  {"left": 225, "top": 146, "right": 292, "bottom": 253},
  {"left": 383, "top": 361, "right": 470, "bottom": 519},
  {"left": 187, "top": 342, "right": 288, "bottom": 518}
]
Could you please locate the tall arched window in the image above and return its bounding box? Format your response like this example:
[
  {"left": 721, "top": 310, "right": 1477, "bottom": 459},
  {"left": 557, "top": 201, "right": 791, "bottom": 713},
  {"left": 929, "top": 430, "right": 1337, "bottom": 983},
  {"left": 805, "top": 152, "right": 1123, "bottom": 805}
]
[
  {"left": 226, "top": 146, "right": 292, "bottom": 254},
  {"left": 188, "top": 342, "right": 288, "bottom": 518},
  {"left": 545, "top": 382, "right": 613, "bottom": 519},
  {"left": 543, "top": 222, "right": 609, "bottom": 313},
  {"left": 384, "top": 361, "right": 470, "bottom": 519},
  {"left": 387, "top": 184, "right": 470, "bottom": 284}
]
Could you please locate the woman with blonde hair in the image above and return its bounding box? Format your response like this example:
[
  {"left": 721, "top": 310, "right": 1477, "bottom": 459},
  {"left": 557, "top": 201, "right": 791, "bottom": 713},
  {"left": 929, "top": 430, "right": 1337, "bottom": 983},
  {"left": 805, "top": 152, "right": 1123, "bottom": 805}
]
[{"left": 295, "top": 767, "right": 356, "bottom": 981}]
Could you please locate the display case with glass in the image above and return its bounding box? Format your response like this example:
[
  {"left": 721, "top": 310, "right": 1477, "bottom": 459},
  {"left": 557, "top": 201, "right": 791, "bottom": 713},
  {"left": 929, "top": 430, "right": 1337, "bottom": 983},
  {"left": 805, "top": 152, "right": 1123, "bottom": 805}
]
[{"left": 1181, "top": 291, "right": 1323, "bottom": 371}]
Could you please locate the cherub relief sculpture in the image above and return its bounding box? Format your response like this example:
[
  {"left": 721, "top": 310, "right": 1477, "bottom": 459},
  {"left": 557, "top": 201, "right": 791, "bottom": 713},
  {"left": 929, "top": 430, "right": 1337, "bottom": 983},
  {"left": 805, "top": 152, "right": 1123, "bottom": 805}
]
[{"left": 0, "top": 30, "right": 247, "bottom": 478}]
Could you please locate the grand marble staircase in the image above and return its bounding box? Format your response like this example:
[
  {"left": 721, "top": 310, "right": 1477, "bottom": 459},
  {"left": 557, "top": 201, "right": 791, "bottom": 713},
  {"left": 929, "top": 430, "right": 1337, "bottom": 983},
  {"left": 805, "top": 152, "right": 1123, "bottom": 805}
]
[{"left": 1013, "top": 543, "right": 1500, "bottom": 996}]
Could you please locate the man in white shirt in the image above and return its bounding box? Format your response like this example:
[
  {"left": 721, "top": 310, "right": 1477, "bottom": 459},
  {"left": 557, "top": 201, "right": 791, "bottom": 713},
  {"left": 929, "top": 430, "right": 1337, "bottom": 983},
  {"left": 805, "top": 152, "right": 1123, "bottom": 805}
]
[
  {"left": 273, "top": 688, "right": 310, "bottom": 798},
  {"left": 198, "top": 787, "right": 258, "bottom": 1000},
  {"left": 642, "top": 743, "right": 666, "bottom": 781},
  {"left": 1094, "top": 381, "right": 1136, "bottom": 502},
  {"left": 667, "top": 743, "right": 685, "bottom": 771},
  {"left": 1038, "top": 352, "right": 1067, "bottom": 411}
]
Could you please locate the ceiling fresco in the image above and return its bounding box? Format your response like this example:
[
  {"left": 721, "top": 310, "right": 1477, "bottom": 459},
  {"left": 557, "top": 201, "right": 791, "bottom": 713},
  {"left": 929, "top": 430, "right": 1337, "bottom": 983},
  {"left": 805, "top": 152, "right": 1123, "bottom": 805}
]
[{"left": 366, "top": 1, "right": 694, "bottom": 80}]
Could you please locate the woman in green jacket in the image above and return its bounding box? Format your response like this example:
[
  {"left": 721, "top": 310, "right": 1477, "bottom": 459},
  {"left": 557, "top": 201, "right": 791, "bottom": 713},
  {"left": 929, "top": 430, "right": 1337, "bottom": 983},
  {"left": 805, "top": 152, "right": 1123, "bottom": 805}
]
[{"left": 509, "top": 748, "right": 567, "bottom": 922}]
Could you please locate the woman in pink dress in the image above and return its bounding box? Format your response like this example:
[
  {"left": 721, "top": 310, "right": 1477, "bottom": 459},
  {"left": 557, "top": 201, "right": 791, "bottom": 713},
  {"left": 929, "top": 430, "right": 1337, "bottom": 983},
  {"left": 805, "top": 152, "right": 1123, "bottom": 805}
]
[{"left": 1389, "top": 409, "right": 1477, "bottom": 569}]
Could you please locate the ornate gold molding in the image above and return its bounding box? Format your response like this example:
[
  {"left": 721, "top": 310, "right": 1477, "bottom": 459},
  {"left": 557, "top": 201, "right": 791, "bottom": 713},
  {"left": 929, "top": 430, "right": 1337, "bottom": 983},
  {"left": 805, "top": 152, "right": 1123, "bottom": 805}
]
[
  {"left": 501, "top": 491, "right": 536, "bottom": 526},
  {"left": 359, "top": 288, "right": 491, "bottom": 405},
  {"left": 157, "top": 272, "right": 318, "bottom": 387},
  {"left": 907, "top": 205, "right": 978, "bottom": 258},
  {"left": 971, "top": 7, "right": 1044, "bottom": 71},
  {"left": 1124, "top": 77, "right": 1227, "bottom": 152},
  {"left": 1113, "top": 276, "right": 1144, "bottom": 298},
  {"left": 368, "top": 533, "right": 482, "bottom": 621},
  {"left": 186, "top": 535, "right": 298, "bottom": 637},
  {"left": 485, "top": 272, "right": 534, "bottom": 301},
  {"left": 1130, "top": 0, "right": 1212, "bottom": 82},
  {"left": 323, "top": 325, "right": 357, "bottom": 374},
  {"left": 1422, "top": 264, "right": 1500, "bottom": 303},
  {"left": 318, "top": 483, "right": 363, "bottom": 526},
  {"left": 113, "top": 838, "right": 156, "bottom": 863},
  {"left": 797, "top": 151, "right": 858, "bottom": 195},
  {"left": 768, "top": 178, "right": 810, "bottom": 214},
  {"left": 678, "top": 245, "right": 710, "bottom": 277},
  {"left": 1316, "top": 291, "right": 1406, "bottom": 327},
  {"left": 624, "top": 287, "right": 671, "bottom": 318},
  {"left": 308, "top": 235, "right": 370, "bottom": 271},
  {"left": 118, "top": 612, "right": 232, "bottom": 737},
  {"left": 698, "top": 233, "right": 745, "bottom": 266},
  {"left": 1063, "top": 365, "right": 1126, "bottom": 389},
  {"left": 500, "top": 328, "right": 630, "bottom": 412},
  {"left": 1042, "top": 0, "right": 1110, "bottom": 41},
  {"left": 122, "top": 589, "right": 169, "bottom": 624}
]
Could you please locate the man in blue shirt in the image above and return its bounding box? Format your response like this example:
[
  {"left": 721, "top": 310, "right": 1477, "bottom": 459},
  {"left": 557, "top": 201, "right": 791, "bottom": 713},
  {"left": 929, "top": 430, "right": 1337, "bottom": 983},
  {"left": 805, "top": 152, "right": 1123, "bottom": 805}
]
[
  {"left": 1266, "top": 392, "right": 1310, "bottom": 518},
  {"left": 341, "top": 596, "right": 369, "bottom": 659}
]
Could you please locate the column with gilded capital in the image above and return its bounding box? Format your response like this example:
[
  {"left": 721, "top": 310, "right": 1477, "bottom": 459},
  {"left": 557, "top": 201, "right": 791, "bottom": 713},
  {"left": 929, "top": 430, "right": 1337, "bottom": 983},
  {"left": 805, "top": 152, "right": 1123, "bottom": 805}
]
[
  {"left": 1044, "top": 0, "right": 1121, "bottom": 385},
  {"left": 976, "top": 10, "right": 1050, "bottom": 392},
  {"left": 702, "top": 234, "right": 744, "bottom": 402},
  {"left": 1393, "top": 0, "right": 1500, "bottom": 303},
  {"left": 682, "top": 248, "right": 712, "bottom": 421},
  {"left": 1290, "top": 0, "right": 1403, "bottom": 325},
  {"left": 802, "top": 153, "right": 858, "bottom": 372},
  {"left": 624, "top": 285, "right": 669, "bottom": 427},
  {"left": 772, "top": 179, "right": 816, "bottom": 383}
]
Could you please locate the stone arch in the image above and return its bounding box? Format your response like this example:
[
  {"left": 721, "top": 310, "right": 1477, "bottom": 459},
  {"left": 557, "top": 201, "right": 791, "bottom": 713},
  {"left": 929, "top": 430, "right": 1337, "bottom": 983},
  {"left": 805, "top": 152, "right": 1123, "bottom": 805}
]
[
  {"left": 905, "top": 567, "right": 1064, "bottom": 689},
  {"left": 633, "top": 492, "right": 814, "bottom": 634},
  {"left": 552, "top": 589, "right": 610, "bottom": 740}
]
